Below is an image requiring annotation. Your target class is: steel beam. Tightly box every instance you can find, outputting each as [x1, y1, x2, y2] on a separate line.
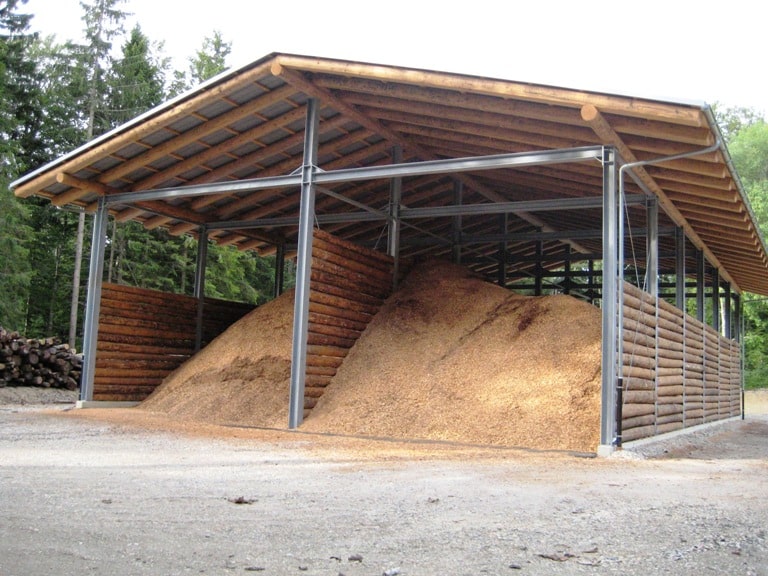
[400, 194, 645, 219]
[105, 146, 605, 206]
[288, 98, 320, 429]
[78, 198, 109, 402]
[207, 194, 648, 232]
[312, 146, 604, 186]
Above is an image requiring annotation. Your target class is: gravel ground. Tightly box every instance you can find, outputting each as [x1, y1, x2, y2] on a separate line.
[0, 390, 767, 576]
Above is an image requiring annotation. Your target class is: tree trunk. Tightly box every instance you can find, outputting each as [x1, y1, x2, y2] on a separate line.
[69, 210, 85, 349]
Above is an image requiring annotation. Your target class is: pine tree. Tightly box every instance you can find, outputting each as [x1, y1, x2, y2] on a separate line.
[0, 0, 43, 331]
[105, 24, 165, 126]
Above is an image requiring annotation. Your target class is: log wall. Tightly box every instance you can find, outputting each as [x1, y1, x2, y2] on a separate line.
[621, 282, 741, 442]
[304, 229, 395, 416]
[94, 283, 254, 401]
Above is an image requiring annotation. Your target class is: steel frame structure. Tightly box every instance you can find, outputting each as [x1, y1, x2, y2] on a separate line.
[77, 99, 740, 454]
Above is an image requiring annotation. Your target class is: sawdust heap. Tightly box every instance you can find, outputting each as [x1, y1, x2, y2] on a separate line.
[140, 260, 602, 451]
[139, 290, 295, 428]
[300, 261, 602, 451]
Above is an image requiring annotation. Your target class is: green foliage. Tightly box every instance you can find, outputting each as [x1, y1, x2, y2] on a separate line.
[204, 244, 278, 305]
[0, 177, 32, 331]
[168, 30, 231, 97]
[29, 36, 89, 155]
[0, 0, 41, 332]
[79, 0, 129, 137]
[728, 114, 768, 388]
[106, 24, 165, 126]
[712, 103, 765, 144]
[189, 30, 230, 85]
[23, 199, 80, 335]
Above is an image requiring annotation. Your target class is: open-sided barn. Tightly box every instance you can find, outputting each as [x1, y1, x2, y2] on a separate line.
[11, 53, 768, 454]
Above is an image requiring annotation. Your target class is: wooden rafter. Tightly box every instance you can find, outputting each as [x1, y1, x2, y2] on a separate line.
[580, 103, 740, 291]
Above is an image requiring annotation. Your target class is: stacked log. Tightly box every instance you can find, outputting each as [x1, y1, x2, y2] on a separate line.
[683, 315, 705, 426]
[620, 281, 742, 443]
[95, 284, 254, 402]
[726, 340, 742, 417]
[0, 327, 81, 390]
[703, 324, 721, 422]
[305, 229, 394, 417]
[656, 298, 684, 434]
[621, 284, 657, 442]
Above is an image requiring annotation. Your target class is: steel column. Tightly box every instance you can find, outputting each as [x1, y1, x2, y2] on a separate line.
[288, 98, 320, 429]
[600, 147, 620, 453]
[712, 268, 720, 332]
[193, 227, 208, 352]
[78, 198, 109, 402]
[388, 146, 402, 290]
[534, 240, 543, 295]
[675, 227, 686, 310]
[724, 283, 732, 339]
[696, 250, 706, 322]
[646, 198, 658, 297]
[497, 214, 507, 287]
[274, 241, 285, 298]
[452, 181, 463, 264]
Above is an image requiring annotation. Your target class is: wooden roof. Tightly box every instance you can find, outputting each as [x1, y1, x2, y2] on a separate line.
[11, 52, 768, 295]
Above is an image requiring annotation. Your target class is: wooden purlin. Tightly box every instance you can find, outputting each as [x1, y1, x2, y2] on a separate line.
[13, 59, 277, 199]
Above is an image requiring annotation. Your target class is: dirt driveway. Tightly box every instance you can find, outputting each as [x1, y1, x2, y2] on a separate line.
[0, 392, 766, 576]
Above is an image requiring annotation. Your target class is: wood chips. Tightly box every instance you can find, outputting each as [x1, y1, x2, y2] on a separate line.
[139, 260, 603, 452]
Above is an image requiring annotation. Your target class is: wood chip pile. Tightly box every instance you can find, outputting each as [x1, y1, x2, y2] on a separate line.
[139, 290, 295, 428]
[139, 260, 603, 451]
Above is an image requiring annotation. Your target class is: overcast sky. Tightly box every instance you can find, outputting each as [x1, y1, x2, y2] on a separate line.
[25, 0, 768, 117]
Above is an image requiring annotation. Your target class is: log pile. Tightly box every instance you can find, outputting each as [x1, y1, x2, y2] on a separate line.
[621, 281, 742, 443]
[0, 327, 82, 390]
[94, 283, 254, 402]
[305, 229, 395, 416]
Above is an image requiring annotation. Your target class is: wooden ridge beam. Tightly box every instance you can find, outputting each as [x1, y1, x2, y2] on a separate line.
[276, 54, 706, 127]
